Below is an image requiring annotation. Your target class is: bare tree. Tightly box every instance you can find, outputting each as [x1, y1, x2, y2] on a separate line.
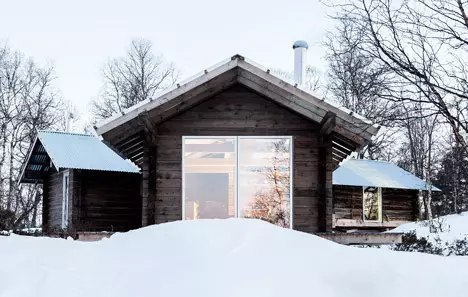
[0, 43, 63, 229]
[397, 102, 440, 219]
[325, 0, 468, 153]
[324, 17, 401, 160]
[434, 132, 468, 215]
[93, 39, 179, 119]
[272, 65, 324, 94]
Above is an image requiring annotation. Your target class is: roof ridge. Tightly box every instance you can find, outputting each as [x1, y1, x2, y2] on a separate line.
[38, 130, 94, 137]
[348, 158, 394, 164]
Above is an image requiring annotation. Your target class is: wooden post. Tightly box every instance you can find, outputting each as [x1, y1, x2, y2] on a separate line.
[318, 134, 334, 232]
[141, 139, 157, 226]
[42, 176, 49, 233]
[324, 135, 334, 232]
[319, 112, 336, 232]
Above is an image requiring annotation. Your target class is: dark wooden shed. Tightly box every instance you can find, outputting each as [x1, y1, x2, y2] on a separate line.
[19, 131, 141, 233]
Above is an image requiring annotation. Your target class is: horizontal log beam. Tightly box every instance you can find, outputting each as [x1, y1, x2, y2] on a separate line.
[317, 232, 403, 245]
[334, 219, 411, 228]
[320, 111, 336, 135]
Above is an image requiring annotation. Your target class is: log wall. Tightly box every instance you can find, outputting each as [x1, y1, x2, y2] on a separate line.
[45, 169, 141, 232]
[78, 170, 141, 232]
[152, 84, 331, 233]
[333, 185, 419, 223]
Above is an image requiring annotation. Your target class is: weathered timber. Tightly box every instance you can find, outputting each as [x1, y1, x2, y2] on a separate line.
[332, 185, 419, 229]
[317, 232, 403, 245]
[153, 84, 326, 232]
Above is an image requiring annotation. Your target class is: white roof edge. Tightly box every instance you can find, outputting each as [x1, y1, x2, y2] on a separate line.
[95, 54, 378, 137]
[236, 59, 377, 134]
[95, 56, 240, 135]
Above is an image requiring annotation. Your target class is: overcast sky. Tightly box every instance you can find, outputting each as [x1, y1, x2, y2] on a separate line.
[0, 0, 335, 124]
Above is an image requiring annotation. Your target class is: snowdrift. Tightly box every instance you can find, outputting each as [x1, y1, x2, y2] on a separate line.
[1, 219, 468, 297]
[392, 211, 468, 244]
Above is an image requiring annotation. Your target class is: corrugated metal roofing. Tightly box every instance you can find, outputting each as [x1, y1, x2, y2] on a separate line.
[36, 131, 140, 173]
[333, 159, 441, 191]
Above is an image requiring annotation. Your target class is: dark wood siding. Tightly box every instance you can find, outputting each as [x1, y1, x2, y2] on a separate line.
[333, 185, 363, 220]
[382, 188, 419, 221]
[45, 169, 141, 232]
[45, 169, 75, 230]
[333, 185, 418, 222]
[153, 84, 328, 233]
[78, 170, 141, 232]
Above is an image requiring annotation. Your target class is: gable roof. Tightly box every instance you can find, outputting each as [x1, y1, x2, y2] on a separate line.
[95, 55, 379, 147]
[19, 131, 140, 184]
[333, 159, 441, 191]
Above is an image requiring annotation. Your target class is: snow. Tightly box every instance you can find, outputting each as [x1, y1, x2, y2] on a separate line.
[1, 219, 468, 297]
[392, 212, 468, 244]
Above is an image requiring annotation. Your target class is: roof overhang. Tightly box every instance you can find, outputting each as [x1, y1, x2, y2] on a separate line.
[18, 135, 58, 184]
[95, 54, 380, 148]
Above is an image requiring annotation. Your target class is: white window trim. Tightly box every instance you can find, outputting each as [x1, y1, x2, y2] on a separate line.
[61, 170, 70, 229]
[181, 136, 294, 228]
[362, 186, 382, 222]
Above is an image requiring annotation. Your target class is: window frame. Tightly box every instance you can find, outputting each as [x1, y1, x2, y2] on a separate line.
[61, 170, 70, 229]
[362, 186, 382, 222]
[181, 136, 294, 228]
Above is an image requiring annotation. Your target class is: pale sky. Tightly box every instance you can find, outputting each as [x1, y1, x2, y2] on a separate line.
[0, 0, 335, 125]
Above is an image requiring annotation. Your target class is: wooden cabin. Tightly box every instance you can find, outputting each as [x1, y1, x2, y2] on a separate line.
[94, 54, 382, 237]
[332, 159, 440, 231]
[20, 131, 141, 233]
[19, 55, 439, 244]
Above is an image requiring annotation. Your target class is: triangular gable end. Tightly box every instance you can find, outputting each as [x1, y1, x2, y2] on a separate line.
[18, 134, 59, 184]
[95, 55, 380, 161]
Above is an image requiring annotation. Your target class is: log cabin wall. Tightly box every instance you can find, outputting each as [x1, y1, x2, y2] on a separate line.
[382, 188, 419, 221]
[152, 84, 332, 233]
[78, 170, 141, 232]
[332, 185, 419, 223]
[45, 169, 76, 231]
[333, 185, 363, 221]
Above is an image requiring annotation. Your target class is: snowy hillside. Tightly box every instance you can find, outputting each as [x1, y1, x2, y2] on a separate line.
[392, 211, 468, 245]
[1, 219, 468, 297]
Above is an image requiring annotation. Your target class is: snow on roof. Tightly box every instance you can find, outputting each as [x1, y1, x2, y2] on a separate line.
[38, 130, 140, 172]
[333, 159, 441, 191]
[1, 219, 467, 297]
[20, 131, 139, 183]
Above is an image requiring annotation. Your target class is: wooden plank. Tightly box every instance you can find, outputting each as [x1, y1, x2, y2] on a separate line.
[320, 111, 336, 135]
[334, 219, 410, 228]
[317, 232, 403, 245]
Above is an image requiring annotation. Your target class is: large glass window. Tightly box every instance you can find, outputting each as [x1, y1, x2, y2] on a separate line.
[182, 136, 292, 228]
[183, 138, 236, 220]
[238, 138, 291, 228]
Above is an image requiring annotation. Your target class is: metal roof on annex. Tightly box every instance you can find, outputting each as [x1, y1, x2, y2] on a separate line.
[19, 131, 140, 184]
[333, 159, 441, 191]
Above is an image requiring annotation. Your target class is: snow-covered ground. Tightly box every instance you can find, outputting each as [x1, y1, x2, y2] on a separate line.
[1, 219, 468, 297]
[392, 211, 468, 244]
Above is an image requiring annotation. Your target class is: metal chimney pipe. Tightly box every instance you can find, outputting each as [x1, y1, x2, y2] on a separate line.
[293, 40, 309, 85]
[66, 112, 74, 132]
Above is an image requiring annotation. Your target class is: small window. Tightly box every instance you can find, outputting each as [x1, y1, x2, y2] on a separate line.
[62, 170, 70, 229]
[363, 186, 381, 221]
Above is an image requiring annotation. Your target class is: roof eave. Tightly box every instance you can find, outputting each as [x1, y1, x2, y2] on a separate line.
[95, 54, 379, 144]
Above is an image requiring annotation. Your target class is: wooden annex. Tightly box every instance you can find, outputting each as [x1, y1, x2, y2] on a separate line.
[20, 131, 141, 234]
